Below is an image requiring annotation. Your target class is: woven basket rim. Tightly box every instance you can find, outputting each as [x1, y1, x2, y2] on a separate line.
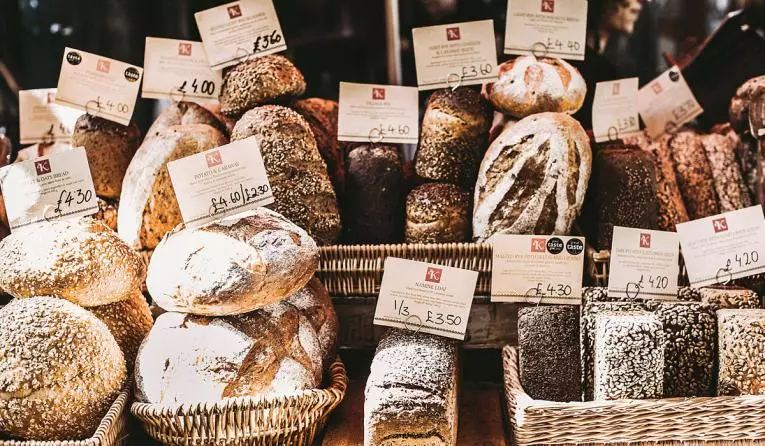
[319, 241, 492, 250]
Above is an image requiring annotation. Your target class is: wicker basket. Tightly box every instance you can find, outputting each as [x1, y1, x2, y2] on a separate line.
[0, 384, 131, 446]
[131, 359, 348, 445]
[502, 346, 765, 445]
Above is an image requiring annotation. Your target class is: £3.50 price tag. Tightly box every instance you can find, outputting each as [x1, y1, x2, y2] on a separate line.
[166, 136, 274, 227]
[0, 147, 97, 231]
[638, 66, 703, 139]
[608, 226, 679, 300]
[18, 88, 81, 144]
[337, 82, 419, 144]
[504, 0, 588, 60]
[592, 78, 641, 143]
[374, 257, 478, 340]
[142, 37, 222, 102]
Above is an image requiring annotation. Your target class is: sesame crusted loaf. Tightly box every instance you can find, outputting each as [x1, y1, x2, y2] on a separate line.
[89, 290, 153, 370]
[0, 297, 126, 440]
[231, 105, 342, 245]
[147, 207, 319, 316]
[145, 100, 228, 139]
[285, 277, 338, 371]
[406, 182, 471, 243]
[0, 217, 145, 307]
[364, 329, 459, 446]
[291, 98, 345, 194]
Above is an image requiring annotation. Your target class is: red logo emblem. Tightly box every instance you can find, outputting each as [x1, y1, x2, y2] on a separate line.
[372, 88, 386, 100]
[713, 218, 729, 233]
[178, 43, 193, 56]
[425, 267, 443, 283]
[531, 238, 547, 253]
[651, 82, 663, 95]
[446, 27, 461, 41]
[96, 59, 111, 74]
[639, 233, 651, 248]
[34, 159, 52, 176]
[227, 5, 242, 19]
[541, 0, 555, 13]
[205, 151, 222, 168]
[612, 82, 621, 96]
[46, 91, 56, 104]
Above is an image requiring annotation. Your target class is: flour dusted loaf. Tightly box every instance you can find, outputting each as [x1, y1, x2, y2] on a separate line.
[484, 56, 586, 118]
[145, 100, 227, 139]
[406, 182, 471, 243]
[285, 277, 338, 370]
[0, 217, 145, 306]
[89, 290, 153, 369]
[0, 297, 126, 440]
[473, 112, 591, 241]
[364, 329, 459, 446]
[147, 207, 318, 316]
[232, 105, 341, 245]
[291, 98, 345, 194]
[668, 129, 719, 219]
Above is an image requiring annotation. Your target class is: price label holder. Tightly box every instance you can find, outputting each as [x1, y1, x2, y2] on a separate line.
[676, 206, 765, 287]
[373, 257, 478, 340]
[638, 66, 703, 139]
[19, 88, 81, 144]
[412, 19, 498, 91]
[142, 37, 222, 103]
[491, 234, 585, 304]
[194, 0, 285, 71]
[0, 147, 97, 231]
[337, 82, 419, 144]
[607, 226, 679, 300]
[592, 78, 641, 143]
[55, 48, 142, 126]
[167, 136, 274, 228]
[504, 0, 588, 61]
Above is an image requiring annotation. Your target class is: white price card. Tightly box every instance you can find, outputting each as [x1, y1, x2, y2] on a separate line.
[19, 88, 81, 144]
[491, 234, 585, 304]
[194, 0, 285, 70]
[676, 206, 765, 287]
[592, 78, 641, 143]
[167, 136, 274, 227]
[412, 19, 498, 91]
[0, 147, 97, 231]
[55, 48, 142, 126]
[374, 257, 478, 340]
[504, 0, 588, 60]
[142, 37, 222, 102]
[608, 226, 679, 300]
[638, 66, 703, 139]
[337, 82, 419, 144]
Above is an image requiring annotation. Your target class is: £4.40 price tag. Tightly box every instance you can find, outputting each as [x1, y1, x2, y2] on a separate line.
[504, 0, 588, 61]
[18, 88, 81, 144]
[592, 78, 641, 143]
[337, 82, 419, 144]
[608, 226, 679, 300]
[142, 37, 222, 102]
[638, 66, 703, 139]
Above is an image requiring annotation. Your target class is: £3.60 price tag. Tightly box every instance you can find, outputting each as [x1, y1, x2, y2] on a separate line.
[638, 66, 703, 139]
[337, 82, 419, 144]
[142, 37, 222, 102]
[608, 226, 679, 300]
[18, 88, 81, 144]
[374, 257, 478, 340]
[504, 0, 588, 60]
[592, 78, 641, 143]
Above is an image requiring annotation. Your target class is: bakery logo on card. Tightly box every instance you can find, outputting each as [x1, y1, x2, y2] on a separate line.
[541, 0, 555, 13]
[34, 159, 52, 176]
[446, 27, 461, 41]
[612, 82, 621, 95]
[65, 50, 82, 66]
[651, 82, 663, 95]
[178, 42, 193, 56]
[46, 91, 56, 104]
[425, 267, 443, 283]
[227, 4, 242, 19]
[531, 238, 547, 253]
[96, 59, 111, 74]
[640, 233, 652, 248]
[372, 88, 386, 100]
[205, 151, 223, 168]
[713, 217, 729, 233]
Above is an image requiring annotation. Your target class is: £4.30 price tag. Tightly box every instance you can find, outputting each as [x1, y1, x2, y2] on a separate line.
[142, 37, 222, 102]
[608, 226, 679, 300]
[374, 257, 478, 340]
[18, 88, 81, 144]
[337, 82, 419, 144]
[592, 78, 641, 143]
[638, 66, 703, 139]
[504, 0, 588, 60]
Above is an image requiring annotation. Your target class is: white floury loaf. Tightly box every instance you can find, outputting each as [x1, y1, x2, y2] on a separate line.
[285, 277, 338, 370]
[473, 112, 591, 241]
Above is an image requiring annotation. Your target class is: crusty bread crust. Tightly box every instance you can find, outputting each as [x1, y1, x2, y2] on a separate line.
[406, 182, 471, 243]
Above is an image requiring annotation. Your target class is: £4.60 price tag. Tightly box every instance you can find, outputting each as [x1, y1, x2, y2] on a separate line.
[677, 206, 765, 287]
[167, 136, 274, 227]
[142, 37, 222, 102]
[19, 88, 81, 144]
[638, 66, 703, 139]
[491, 234, 585, 304]
[504, 0, 588, 60]
[374, 257, 478, 340]
[0, 147, 98, 231]
[608, 226, 679, 300]
[337, 82, 419, 144]
[592, 78, 641, 143]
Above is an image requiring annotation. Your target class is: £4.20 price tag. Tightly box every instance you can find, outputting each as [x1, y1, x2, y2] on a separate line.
[638, 66, 703, 139]
[142, 37, 222, 102]
[592, 78, 641, 143]
[374, 257, 478, 340]
[504, 0, 588, 61]
[608, 226, 679, 300]
[18, 88, 81, 144]
[337, 82, 419, 144]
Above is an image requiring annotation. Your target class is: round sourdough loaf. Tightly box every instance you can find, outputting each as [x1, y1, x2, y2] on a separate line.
[89, 290, 153, 369]
[473, 112, 591, 241]
[0, 217, 145, 306]
[145, 100, 228, 140]
[290, 98, 345, 194]
[406, 182, 471, 243]
[147, 207, 319, 316]
[285, 277, 338, 370]
[484, 56, 586, 118]
[0, 297, 126, 440]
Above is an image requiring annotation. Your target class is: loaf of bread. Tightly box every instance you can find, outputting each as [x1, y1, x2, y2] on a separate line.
[285, 277, 338, 370]
[701, 126, 751, 212]
[668, 129, 720, 219]
[89, 290, 153, 369]
[406, 183, 471, 243]
[343, 144, 405, 244]
[145, 100, 228, 139]
[291, 98, 345, 194]
[0, 297, 126, 440]
[484, 56, 586, 118]
[415, 87, 491, 189]
[219, 55, 306, 117]
[0, 217, 145, 306]
[364, 329, 459, 446]
[147, 207, 318, 316]
[489, 111, 516, 144]
[117, 123, 229, 251]
[473, 112, 591, 241]
[14, 140, 72, 161]
[729, 75, 765, 133]
[232, 105, 341, 245]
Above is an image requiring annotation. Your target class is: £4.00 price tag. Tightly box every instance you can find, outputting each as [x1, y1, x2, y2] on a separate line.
[0, 147, 97, 231]
[374, 257, 478, 340]
[491, 234, 585, 304]
[504, 0, 588, 60]
[19, 88, 81, 144]
[412, 19, 498, 91]
[638, 66, 703, 139]
[608, 226, 679, 300]
[677, 206, 765, 287]
[592, 78, 641, 143]
[55, 48, 142, 126]
[142, 37, 222, 102]
[337, 82, 419, 144]
[167, 136, 274, 227]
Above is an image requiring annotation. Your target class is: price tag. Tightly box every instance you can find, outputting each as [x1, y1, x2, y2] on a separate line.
[55, 48, 142, 126]
[374, 257, 478, 340]
[0, 147, 97, 231]
[504, 0, 588, 60]
[638, 66, 703, 139]
[194, 0, 286, 70]
[592, 78, 641, 143]
[412, 19, 498, 91]
[19, 88, 81, 144]
[491, 234, 585, 304]
[142, 37, 222, 102]
[166, 136, 274, 227]
[676, 206, 765, 287]
[337, 82, 419, 144]
[608, 226, 679, 300]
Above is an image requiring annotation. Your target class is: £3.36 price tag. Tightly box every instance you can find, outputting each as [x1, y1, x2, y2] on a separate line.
[337, 82, 419, 144]
[608, 226, 679, 300]
[0, 147, 98, 231]
[18, 88, 81, 144]
[374, 257, 478, 340]
[142, 37, 222, 102]
[638, 66, 703, 139]
[166, 136, 274, 227]
[592, 78, 641, 143]
[504, 0, 588, 60]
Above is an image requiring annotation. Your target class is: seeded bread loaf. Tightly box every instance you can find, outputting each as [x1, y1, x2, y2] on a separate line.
[668, 129, 719, 220]
[285, 277, 338, 370]
[89, 290, 153, 369]
[145, 100, 228, 139]
[701, 126, 751, 212]
[291, 98, 345, 194]
[406, 182, 471, 243]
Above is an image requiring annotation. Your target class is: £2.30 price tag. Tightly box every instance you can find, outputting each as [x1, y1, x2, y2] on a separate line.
[142, 37, 222, 102]
[608, 226, 679, 300]
[18, 88, 81, 144]
[374, 257, 478, 340]
[504, 0, 588, 60]
[592, 78, 641, 143]
[337, 82, 419, 144]
[638, 66, 703, 139]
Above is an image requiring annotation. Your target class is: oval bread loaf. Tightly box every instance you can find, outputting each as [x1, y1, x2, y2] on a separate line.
[145, 100, 228, 139]
[668, 129, 720, 220]
[406, 182, 471, 244]
[291, 98, 345, 194]
[285, 277, 338, 370]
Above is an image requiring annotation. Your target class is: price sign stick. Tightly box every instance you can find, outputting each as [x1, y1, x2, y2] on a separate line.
[40, 124, 56, 145]
[531, 41, 550, 58]
[402, 314, 424, 334]
[169, 86, 186, 104]
[446, 72, 463, 92]
[368, 127, 384, 145]
[716, 264, 734, 286]
[524, 287, 544, 307]
[625, 278, 642, 300]
[607, 126, 620, 142]
[84, 100, 101, 119]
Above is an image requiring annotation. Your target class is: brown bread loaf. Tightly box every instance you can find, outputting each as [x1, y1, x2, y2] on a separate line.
[668, 129, 720, 219]
[729, 75, 765, 133]
[145, 100, 228, 139]
[291, 98, 345, 195]
[406, 182, 471, 243]
[701, 125, 751, 212]
[88, 290, 153, 370]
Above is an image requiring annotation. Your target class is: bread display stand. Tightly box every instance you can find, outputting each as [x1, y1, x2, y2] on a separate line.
[502, 346, 765, 445]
